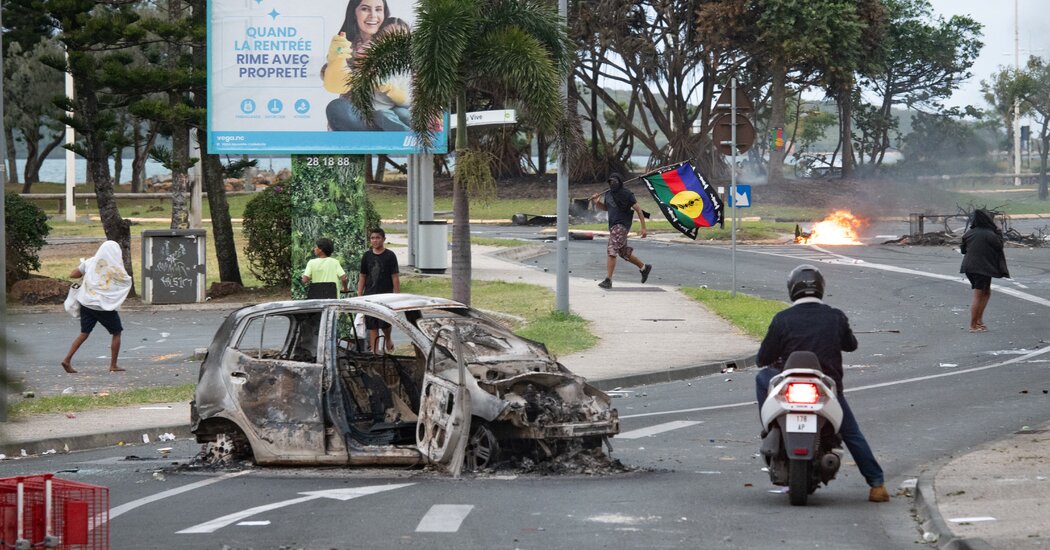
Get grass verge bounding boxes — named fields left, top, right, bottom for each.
left=10, top=384, right=196, bottom=418
left=680, top=287, right=787, bottom=340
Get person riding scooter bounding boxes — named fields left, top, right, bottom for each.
left=755, top=264, right=890, bottom=503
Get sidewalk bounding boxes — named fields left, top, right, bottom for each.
left=3, top=237, right=1045, bottom=547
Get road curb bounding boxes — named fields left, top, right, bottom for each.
left=914, top=459, right=996, bottom=550
left=0, top=425, right=193, bottom=458
left=589, top=355, right=757, bottom=391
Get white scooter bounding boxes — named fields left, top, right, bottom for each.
left=759, top=351, right=844, bottom=506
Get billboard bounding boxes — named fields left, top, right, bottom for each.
left=207, top=0, right=448, bottom=154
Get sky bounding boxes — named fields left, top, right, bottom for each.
left=929, top=0, right=1050, bottom=109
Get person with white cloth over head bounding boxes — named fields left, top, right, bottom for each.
left=61, top=241, right=132, bottom=373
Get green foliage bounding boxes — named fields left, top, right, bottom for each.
left=288, top=156, right=381, bottom=298
left=795, top=110, right=838, bottom=153
left=901, top=109, right=991, bottom=175
left=4, top=192, right=51, bottom=284
left=454, top=149, right=497, bottom=204
left=680, top=287, right=788, bottom=340
left=242, top=186, right=293, bottom=287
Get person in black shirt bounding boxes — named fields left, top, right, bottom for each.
left=755, top=264, right=889, bottom=503
left=589, top=173, right=652, bottom=289
left=959, top=209, right=1009, bottom=332
left=358, top=228, right=400, bottom=352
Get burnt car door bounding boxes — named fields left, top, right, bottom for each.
left=229, top=309, right=325, bottom=459
left=416, top=324, right=471, bottom=470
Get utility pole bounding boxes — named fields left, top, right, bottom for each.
left=1014, top=0, right=1022, bottom=186
left=1, top=1, right=9, bottom=421
left=555, top=0, right=569, bottom=313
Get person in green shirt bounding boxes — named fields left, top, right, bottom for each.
left=301, top=238, right=349, bottom=297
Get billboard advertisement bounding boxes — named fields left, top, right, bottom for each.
left=207, top=0, right=448, bottom=154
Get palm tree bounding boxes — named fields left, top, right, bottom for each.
left=347, top=0, right=572, bottom=305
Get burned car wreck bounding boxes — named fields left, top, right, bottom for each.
left=191, top=294, right=619, bottom=470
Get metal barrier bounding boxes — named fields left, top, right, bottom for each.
left=0, top=474, right=109, bottom=549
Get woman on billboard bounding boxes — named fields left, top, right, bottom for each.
left=321, top=0, right=411, bottom=131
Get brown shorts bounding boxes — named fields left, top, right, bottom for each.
left=607, top=224, right=633, bottom=260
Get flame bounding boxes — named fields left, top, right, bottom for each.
left=795, top=210, right=865, bottom=245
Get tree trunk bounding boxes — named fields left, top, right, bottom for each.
left=131, top=122, right=158, bottom=193
left=5, top=126, right=18, bottom=186
left=198, top=128, right=243, bottom=284
left=767, top=64, right=787, bottom=185
left=376, top=154, right=387, bottom=182
left=536, top=130, right=549, bottom=176
left=81, top=91, right=134, bottom=294
left=169, top=127, right=190, bottom=229
left=20, top=134, right=39, bottom=193
left=838, top=87, right=854, bottom=178
left=24, top=134, right=64, bottom=186
left=114, top=149, right=124, bottom=188
left=451, top=93, right=471, bottom=306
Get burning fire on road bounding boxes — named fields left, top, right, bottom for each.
left=794, top=210, right=866, bottom=245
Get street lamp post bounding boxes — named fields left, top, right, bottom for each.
left=555, top=0, right=569, bottom=313
left=1, top=2, right=9, bottom=421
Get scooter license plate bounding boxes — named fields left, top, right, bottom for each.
left=787, top=413, right=817, bottom=433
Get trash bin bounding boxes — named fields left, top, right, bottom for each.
left=141, top=229, right=207, bottom=304
left=417, top=220, right=449, bottom=274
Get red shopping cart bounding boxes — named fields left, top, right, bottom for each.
left=0, top=474, right=108, bottom=549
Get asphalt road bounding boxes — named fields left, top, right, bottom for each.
left=3, top=226, right=1048, bottom=548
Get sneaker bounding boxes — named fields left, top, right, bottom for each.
left=640, top=264, right=652, bottom=284
left=868, top=485, right=890, bottom=502
left=598, top=278, right=612, bottom=289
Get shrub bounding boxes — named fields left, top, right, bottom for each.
left=242, top=187, right=292, bottom=287
left=5, top=193, right=51, bottom=286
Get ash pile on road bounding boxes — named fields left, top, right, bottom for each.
left=494, top=443, right=635, bottom=476
left=177, top=437, right=255, bottom=473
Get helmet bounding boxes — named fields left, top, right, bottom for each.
left=787, top=264, right=825, bottom=301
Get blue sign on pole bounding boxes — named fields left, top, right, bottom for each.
left=726, top=184, right=752, bottom=208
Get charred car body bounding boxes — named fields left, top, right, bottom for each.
left=191, top=294, right=619, bottom=469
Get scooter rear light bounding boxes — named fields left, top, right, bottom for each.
left=793, top=448, right=809, bottom=456
left=785, top=382, right=820, bottom=404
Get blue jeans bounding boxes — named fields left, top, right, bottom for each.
left=756, top=366, right=885, bottom=487
left=326, top=98, right=410, bottom=131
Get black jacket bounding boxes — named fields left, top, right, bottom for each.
left=960, top=210, right=1009, bottom=278
left=756, top=301, right=857, bottom=392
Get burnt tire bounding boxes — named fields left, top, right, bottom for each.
left=788, top=460, right=811, bottom=506
left=464, top=422, right=500, bottom=472
left=202, top=431, right=252, bottom=466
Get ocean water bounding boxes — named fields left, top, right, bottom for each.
left=15, top=154, right=669, bottom=185
left=13, top=157, right=293, bottom=185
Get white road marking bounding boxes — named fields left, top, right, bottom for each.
left=743, top=246, right=1050, bottom=308
left=109, top=470, right=251, bottom=521
left=178, top=483, right=414, bottom=534
left=616, top=420, right=702, bottom=439
left=621, top=346, right=1050, bottom=420
left=949, top=517, right=996, bottom=523
left=415, top=504, right=474, bottom=533
left=236, top=521, right=271, bottom=526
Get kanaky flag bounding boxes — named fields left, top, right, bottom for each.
left=642, top=161, right=724, bottom=239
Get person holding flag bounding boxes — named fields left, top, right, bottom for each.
left=590, top=173, right=653, bottom=289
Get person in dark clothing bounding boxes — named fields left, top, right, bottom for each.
left=358, top=227, right=400, bottom=352
left=755, top=264, right=890, bottom=503
left=959, top=209, right=1010, bottom=333
left=589, top=173, right=652, bottom=289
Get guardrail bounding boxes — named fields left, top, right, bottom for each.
left=18, top=191, right=256, bottom=212
left=916, top=173, right=1042, bottom=187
